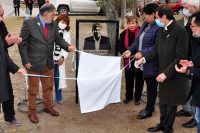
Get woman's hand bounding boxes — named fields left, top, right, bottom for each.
left=57, top=57, right=64, bottom=65
left=122, top=50, right=131, bottom=58
left=135, top=52, right=142, bottom=59
left=134, top=57, right=145, bottom=69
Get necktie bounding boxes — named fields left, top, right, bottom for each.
left=43, top=23, right=48, bottom=39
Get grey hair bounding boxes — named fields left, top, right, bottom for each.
left=186, top=0, right=200, bottom=9
left=39, top=3, right=56, bottom=15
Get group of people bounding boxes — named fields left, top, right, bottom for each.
left=1, top=2, right=76, bottom=125
left=119, top=0, right=200, bottom=133
left=1, top=0, right=200, bottom=132
left=13, top=0, right=48, bottom=16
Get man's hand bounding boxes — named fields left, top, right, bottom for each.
left=135, top=52, right=142, bottom=59
left=175, top=65, right=187, bottom=73
left=134, top=57, right=144, bottom=69
left=5, top=34, right=22, bottom=45
left=25, top=63, right=32, bottom=70
left=57, top=57, right=64, bottom=65
left=156, top=73, right=167, bottom=83
left=68, top=45, right=76, bottom=52
left=179, top=60, right=194, bottom=67
left=122, top=50, right=131, bottom=58
left=16, top=68, right=27, bottom=76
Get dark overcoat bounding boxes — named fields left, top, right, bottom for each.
left=187, top=38, right=200, bottom=107
left=0, top=36, right=19, bottom=103
left=145, top=21, right=189, bottom=105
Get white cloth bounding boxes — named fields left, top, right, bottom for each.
left=53, top=30, right=71, bottom=89
left=77, top=52, right=122, bottom=113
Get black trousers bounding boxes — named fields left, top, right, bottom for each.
left=159, top=103, right=177, bottom=133
left=125, top=67, right=144, bottom=101
left=145, top=77, right=158, bottom=112
left=2, top=74, right=15, bottom=121
left=2, top=96, right=15, bottom=121
left=14, top=5, right=20, bottom=16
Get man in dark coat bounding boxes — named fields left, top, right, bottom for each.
left=83, top=23, right=111, bottom=50
left=0, top=35, right=25, bottom=125
left=175, top=0, right=199, bottom=128
left=133, top=6, right=189, bottom=133
left=0, top=3, right=24, bottom=125
left=175, top=11, right=200, bottom=133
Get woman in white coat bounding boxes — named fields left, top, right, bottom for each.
left=54, top=14, right=71, bottom=104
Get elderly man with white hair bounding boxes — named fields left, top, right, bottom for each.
left=176, top=0, right=200, bottom=129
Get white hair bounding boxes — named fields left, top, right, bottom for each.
left=186, top=0, right=200, bottom=9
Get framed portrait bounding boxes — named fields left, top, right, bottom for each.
left=75, top=19, right=119, bottom=103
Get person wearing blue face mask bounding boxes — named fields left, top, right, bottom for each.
left=135, top=5, right=189, bottom=133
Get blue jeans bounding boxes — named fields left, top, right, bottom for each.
left=54, top=64, right=63, bottom=102
left=196, top=107, right=200, bottom=133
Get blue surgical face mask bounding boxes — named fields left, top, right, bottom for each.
left=183, top=8, right=191, bottom=17
left=155, top=19, right=164, bottom=27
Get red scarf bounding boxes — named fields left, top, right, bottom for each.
left=124, top=26, right=140, bottom=70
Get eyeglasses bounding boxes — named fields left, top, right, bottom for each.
left=190, top=25, right=200, bottom=28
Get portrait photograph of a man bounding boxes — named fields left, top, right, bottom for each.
left=83, top=23, right=111, bottom=50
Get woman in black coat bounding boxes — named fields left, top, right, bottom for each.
left=118, top=16, right=144, bottom=105
left=13, top=0, right=20, bottom=16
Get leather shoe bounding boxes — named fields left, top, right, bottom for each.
left=137, top=109, right=152, bottom=119
left=182, top=118, right=197, bottom=128
left=28, top=112, right=39, bottom=123
left=134, top=100, right=141, bottom=106
left=176, top=109, right=192, bottom=117
left=44, top=107, right=59, bottom=116
left=5, top=118, right=21, bottom=126
left=123, top=99, right=132, bottom=104
left=148, top=124, right=164, bottom=132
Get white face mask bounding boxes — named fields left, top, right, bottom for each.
left=183, top=8, right=191, bottom=17
left=192, top=31, right=200, bottom=38
left=58, top=22, right=67, bottom=30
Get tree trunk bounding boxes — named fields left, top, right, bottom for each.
left=104, top=0, right=118, bottom=55
left=132, top=0, right=137, bottom=17
left=104, top=0, right=118, bottom=20
left=120, top=0, right=126, bottom=29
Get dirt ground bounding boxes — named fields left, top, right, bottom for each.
left=0, top=16, right=197, bottom=133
